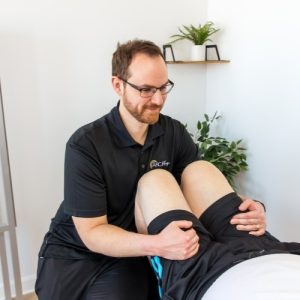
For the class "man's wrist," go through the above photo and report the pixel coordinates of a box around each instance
[141,234,161,257]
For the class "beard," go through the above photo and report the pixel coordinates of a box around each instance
[123,93,163,124]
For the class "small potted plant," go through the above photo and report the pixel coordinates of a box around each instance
[170,21,219,61]
[190,112,248,189]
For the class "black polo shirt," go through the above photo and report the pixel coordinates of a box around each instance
[39,103,199,260]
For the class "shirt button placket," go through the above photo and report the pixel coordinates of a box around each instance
[139,150,147,174]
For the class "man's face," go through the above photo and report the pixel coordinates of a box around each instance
[122,53,169,124]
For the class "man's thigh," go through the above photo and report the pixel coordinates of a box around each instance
[35,256,159,300]
[35,257,98,300]
[85,257,160,300]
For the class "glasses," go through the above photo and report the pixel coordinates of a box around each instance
[119,77,174,98]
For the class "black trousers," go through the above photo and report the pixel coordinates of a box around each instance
[35,256,160,300]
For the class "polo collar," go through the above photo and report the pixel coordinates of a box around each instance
[108,102,164,148]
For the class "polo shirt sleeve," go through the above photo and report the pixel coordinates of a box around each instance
[63,138,107,218]
[173,123,201,182]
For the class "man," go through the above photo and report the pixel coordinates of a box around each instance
[35,39,266,299]
[135,167,300,299]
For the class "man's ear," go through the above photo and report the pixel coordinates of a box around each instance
[112,76,123,96]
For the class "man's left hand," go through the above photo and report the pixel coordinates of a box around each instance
[230,198,266,236]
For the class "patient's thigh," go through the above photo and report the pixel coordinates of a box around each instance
[203,254,300,300]
[181,161,233,218]
[135,169,192,228]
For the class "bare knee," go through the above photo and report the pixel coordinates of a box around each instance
[181,160,233,216]
[136,169,190,226]
[137,169,175,189]
[182,160,233,189]
[182,160,228,184]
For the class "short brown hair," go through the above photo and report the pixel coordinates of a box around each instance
[112,39,164,80]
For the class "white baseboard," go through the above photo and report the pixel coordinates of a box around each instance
[0,274,36,299]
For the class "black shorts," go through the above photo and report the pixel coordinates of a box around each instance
[148,192,300,300]
[35,256,159,300]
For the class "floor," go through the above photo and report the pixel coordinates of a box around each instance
[24,294,37,300]
[13,293,37,300]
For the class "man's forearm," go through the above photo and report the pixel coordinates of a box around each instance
[82,223,158,257]
[74,217,200,260]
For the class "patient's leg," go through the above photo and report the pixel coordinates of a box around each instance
[180,160,255,241]
[180,162,300,257]
[181,160,234,218]
[135,168,192,233]
[135,169,204,262]
[134,169,239,300]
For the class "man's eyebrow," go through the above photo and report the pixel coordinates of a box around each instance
[141,80,169,88]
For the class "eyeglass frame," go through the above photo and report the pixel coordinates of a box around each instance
[119,77,174,98]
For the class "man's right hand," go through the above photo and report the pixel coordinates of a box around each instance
[156,220,200,260]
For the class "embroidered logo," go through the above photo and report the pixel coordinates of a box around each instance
[149,160,171,169]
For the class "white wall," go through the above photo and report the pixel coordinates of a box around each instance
[206,0,300,241]
[2,0,300,296]
[0,0,207,295]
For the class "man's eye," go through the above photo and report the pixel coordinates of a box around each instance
[160,86,168,92]
[141,88,153,93]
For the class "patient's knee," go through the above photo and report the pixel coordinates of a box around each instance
[182,160,223,180]
[184,160,216,172]
[138,169,175,189]
[181,160,233,199]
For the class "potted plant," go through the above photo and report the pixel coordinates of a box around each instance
[190,112,248,189]
[170,22,219,61]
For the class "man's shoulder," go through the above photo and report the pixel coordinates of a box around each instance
[67,110,112,149]
[70,117,106,142]
[159,113,185,131]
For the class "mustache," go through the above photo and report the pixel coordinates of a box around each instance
[144,104,162,110]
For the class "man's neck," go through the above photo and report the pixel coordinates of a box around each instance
[119,104,149,145]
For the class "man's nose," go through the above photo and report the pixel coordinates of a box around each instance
[150,90,164,105]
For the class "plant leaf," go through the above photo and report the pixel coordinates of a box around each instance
[192,111,248,188]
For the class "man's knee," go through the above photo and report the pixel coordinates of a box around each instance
[85,257,159,300]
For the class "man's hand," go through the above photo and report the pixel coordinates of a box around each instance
[156,220,199,260]
[230,199,266,236]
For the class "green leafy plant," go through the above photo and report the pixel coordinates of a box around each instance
[192,112,248,188]
[170,21,219,45]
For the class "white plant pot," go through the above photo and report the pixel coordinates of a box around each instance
[191,45,206,61]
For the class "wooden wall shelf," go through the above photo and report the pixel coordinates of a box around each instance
[166,60,230,64]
